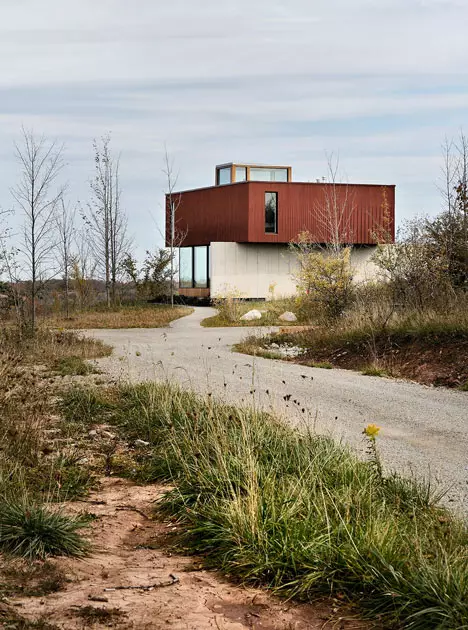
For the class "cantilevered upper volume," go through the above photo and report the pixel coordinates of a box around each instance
[166,163,395,300]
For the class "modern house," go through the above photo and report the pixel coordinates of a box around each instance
[166,163,395,300]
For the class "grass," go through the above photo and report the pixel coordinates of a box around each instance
[51,356,98,376]
[0,325,108,560]
[44,303,192,329]
[0,559,67,598]
[236,308,468,388]
[309,361,333,369]
[60,382,468,628]
[361,365,388,377]
[0,326,111,367]
[202,298,303,327]
[0,502,90,559]
[72,606,126,624]
[0,614,60,630]
[0,560,66,598]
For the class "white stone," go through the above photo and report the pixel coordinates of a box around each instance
[240,309,262,321]
[279,311,298,322]
[135,439,150,447]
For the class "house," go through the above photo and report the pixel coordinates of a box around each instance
[166,163,395,300]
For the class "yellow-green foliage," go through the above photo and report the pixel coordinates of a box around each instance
[211,285,246,322]
[294,234,354,320]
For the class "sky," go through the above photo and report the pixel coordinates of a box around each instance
[0,0,467,261]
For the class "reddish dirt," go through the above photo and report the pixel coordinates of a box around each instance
[297,332,468,388]
[7,478,369,630]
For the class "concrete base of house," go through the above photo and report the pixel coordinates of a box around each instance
[206,242,379,300]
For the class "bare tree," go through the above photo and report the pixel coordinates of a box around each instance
[55,197,75,318]
[11,128,64,333]
[431,131,468,287]
[87,134,129,307]
[163,147,186,307]
[314,153,357,252]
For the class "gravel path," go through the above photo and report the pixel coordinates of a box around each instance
[88,307,468,515]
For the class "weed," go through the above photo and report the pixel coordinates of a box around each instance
[0,559,68,597]
[51,356,98,377]
[0,613,60,629]
[361,365,388,377]
[44,304,191,329]
[72,606,126,624]
[0,501,90,559]
[203,298,302,327]
[308,361,333,369]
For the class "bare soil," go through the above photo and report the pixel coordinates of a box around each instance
[295,331,468,388]
[2,478,368,630]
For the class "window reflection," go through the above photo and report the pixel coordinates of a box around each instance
[217,167,231,185]
[194,246,208,288]
[235,167,247,182]
[179,248,193,288]
[265,192,278,234]
[250,168,288,182]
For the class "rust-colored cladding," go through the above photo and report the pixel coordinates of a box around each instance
[167,182,395,247]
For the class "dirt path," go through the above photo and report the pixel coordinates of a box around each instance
[12,478,365,630]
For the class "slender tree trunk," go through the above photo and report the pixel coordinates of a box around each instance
[170,200,175,308]
[31,196,36,335]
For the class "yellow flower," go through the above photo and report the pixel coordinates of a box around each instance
[363,424,381,438]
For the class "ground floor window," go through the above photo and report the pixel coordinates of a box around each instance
[179,246,209,289]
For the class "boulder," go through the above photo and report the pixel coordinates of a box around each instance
[279,311,297,322]
[240,309,263,321]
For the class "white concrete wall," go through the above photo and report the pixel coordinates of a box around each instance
[209,242,379,299]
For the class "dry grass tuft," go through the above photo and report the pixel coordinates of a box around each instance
[44,304,192,329]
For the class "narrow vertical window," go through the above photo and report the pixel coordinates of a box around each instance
[179,247,193,288]
[194,246,208,288]
[265,192,278,234]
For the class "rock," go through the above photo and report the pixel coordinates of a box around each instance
[101,431,116,439]
[240,309,262,321]
[88,430,98,437]
[279,311,297,322]
[135,439,150,447]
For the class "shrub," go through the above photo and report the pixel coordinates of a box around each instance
[211,285,245,322]
[292,233,354,321]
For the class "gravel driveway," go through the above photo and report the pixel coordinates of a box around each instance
[87,307,468,514]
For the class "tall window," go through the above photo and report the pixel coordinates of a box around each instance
[179,246,209,288]
[194,246,208,288]
[265,192,278,234]
[179,248,193,288]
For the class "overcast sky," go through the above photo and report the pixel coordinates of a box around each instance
[1,0,467,260]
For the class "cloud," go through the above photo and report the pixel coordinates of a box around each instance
[0,0,467,261]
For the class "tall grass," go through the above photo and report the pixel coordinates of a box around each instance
[43,303,192,329]
[0,327,106,558]
[61,383,468,628]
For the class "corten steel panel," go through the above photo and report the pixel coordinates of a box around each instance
[166,184,250,247]
[247,182,395,244]
[168,182,395,247]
